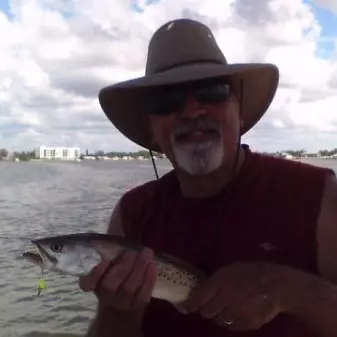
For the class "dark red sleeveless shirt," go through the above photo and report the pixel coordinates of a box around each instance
[119,146,335,337]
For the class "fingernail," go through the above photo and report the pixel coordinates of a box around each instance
[140,247,154,262]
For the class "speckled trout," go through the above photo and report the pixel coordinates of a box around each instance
[22,232,205,303]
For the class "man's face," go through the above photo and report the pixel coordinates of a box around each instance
[147,78,241,175]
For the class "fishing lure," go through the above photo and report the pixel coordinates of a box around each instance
[37,270,46,295]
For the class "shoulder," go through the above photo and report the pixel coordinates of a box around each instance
[251,151,331,172]
[121,169,175,205]
[247,150,335,222]
[249,151,334,184]
[107,169,176,238]
[257,152,335,199]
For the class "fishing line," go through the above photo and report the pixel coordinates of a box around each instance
[0,234,48,295]
[149,149,159,180]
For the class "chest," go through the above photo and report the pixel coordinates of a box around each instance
[140,199,296,276]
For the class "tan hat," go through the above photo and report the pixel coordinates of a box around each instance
[98,18,279,153]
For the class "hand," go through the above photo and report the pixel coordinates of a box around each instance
[79,247,157,311]
[180,261,290,331]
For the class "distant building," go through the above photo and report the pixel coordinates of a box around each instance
[36,145,81,161]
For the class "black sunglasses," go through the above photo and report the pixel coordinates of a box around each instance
[143,78,233,116]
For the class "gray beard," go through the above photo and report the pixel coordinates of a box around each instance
[172,137,224,175]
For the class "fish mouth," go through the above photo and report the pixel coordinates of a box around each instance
[23,241,57,267]
[22,249,44,266]
[32,241,58,264]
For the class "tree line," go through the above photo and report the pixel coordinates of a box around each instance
[276,148,337,158]
[0,148,165,161]
[1,147,336,162]
[91,150,165,159]
[0,148,36,161]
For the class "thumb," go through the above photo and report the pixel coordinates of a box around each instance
[79,259,111,292]
[172,302,188,314]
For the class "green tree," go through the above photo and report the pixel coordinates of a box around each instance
[0,148,8,157]
[318,149,330,157]
[284,149,306,158]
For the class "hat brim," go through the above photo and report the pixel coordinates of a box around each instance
[98,62,279,153]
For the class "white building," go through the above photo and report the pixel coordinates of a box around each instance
[36,145,81,161]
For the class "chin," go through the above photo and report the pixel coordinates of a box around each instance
[172,140,224,176]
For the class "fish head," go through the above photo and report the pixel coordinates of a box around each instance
[24,233,133,277]
[26,234,101,276]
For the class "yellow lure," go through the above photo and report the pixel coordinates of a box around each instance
[38,278,46,289]
[37,278,46,295]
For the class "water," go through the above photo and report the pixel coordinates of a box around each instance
[0,157,336,337]
[0,159,172,337]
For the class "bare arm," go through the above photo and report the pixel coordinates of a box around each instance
[85,199,147,337]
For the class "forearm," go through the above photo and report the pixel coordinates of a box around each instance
[85,303,144,337]
[285,268,337,337]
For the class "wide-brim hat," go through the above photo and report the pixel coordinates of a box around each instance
[98,18,279,153]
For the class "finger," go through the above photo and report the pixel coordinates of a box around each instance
[79,259,111,292]
[115,248,154,308]
[217,308,257,332]
[215,309,238,328]
[182,280,219,313]
[133,260,157,308]
[99,250,138,295]
[199,289,229,319]
[172,302,188,314]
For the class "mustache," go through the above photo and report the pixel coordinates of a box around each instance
[173,118,221,139]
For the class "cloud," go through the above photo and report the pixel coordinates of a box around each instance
[0,0,336,153]
[314,0,337,13]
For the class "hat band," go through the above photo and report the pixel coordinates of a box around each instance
[147,59,226,75]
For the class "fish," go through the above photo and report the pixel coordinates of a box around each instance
[22,232,206,304]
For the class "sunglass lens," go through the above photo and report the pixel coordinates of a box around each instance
[197,84,231,104]
[147,88,185,115]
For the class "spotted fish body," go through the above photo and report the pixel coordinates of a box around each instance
[22,233,205,304]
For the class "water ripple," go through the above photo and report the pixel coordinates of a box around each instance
[0,159,172,336]
[0,158,336,335]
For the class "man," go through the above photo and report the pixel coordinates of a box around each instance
[79,18,337,337]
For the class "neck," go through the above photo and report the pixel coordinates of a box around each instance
[175,147,246,199]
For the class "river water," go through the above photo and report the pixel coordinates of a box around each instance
[0,159,172,337]
[0,157,335,337]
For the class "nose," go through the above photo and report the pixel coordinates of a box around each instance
[179,93,207,119]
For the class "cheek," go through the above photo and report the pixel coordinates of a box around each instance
[214,105,240,147]
[150,116,176,148]
[221,120,241,153]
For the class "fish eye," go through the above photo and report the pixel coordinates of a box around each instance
[50,243,63,253]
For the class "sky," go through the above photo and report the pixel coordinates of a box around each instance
[0,0,336,154]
